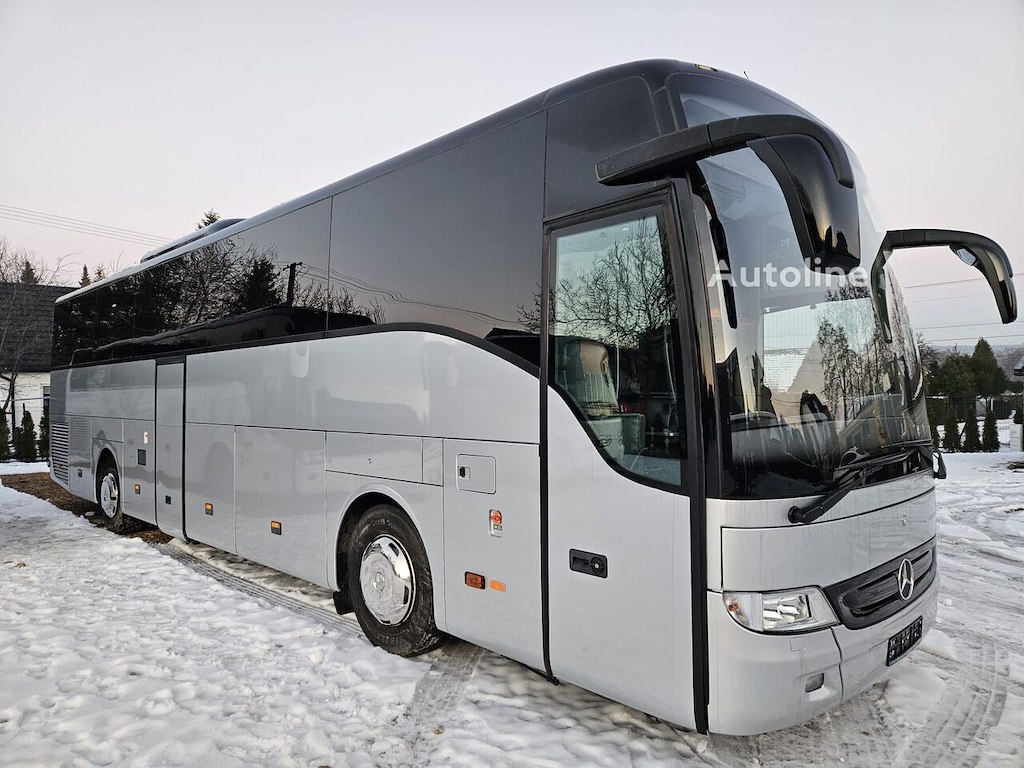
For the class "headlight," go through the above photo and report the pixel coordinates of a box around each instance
[723,588,838,633]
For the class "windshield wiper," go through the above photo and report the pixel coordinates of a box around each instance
[788,449,916,525]
[883,437,946,479]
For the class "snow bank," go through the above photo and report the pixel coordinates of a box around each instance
[2,446,1023,765]
[0,486,426,767]
[0,460,49,475]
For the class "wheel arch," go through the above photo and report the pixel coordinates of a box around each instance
[329,483,446,632]
[334,491,401,588]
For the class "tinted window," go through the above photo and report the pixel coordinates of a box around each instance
[54,200,335,366]
[668,72,812,128]
[550,208,685,488]
[92,280,137,354]
[52,291,97,367]
[329,114,545,366]
[545,77,660,220]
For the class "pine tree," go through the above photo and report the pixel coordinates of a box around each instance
[19,260,39,283]
[80,265,91,287]
[982,410,999,452]
[38,407,49,460]
[942,400,961,452]
[13,410,36,461]
[0,411,10,461]
[196,209,221,230]
[971,338,1010,398]
[94,265,106,281]
[962,411,981,452]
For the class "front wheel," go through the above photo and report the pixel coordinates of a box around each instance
[96,461,143,534]
[347,504,446,657]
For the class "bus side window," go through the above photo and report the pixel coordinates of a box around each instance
[549,208,685,488]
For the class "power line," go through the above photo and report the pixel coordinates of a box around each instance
[0,208,167,246]
[906,291,989,304]
[0,203,170,241]
[0,212,162,247]
[924,332,1024,343]
[901,277,985,290]
[0,211,167,248]
[917,321,1010,332]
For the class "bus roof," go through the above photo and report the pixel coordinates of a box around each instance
[57,59,788,305]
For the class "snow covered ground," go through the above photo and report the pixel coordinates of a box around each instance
[1,453,1023,767]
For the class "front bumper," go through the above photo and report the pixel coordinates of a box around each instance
[705,575,939,735]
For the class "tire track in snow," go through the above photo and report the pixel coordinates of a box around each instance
[902,639,1008,768]
[152,542,364,636]
[374,640,486,767]
[151,541,485,766]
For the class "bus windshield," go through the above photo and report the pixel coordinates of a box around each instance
[692,147,930,499]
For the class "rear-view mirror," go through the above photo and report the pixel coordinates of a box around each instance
[889,229,1016,322]
[596,113,861,273]
[873,229,1017,341]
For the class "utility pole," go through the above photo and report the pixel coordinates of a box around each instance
[283,261,303,306]
[1015,356,1024,450]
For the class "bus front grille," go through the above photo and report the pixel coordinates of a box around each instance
[51,421,70,484]
[824,539,936,629]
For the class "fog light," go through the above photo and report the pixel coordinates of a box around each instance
[805,673,825,693]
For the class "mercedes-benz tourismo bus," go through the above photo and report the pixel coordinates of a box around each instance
[49,60,1016,734]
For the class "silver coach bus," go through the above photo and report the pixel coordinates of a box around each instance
[49,60,1016,735]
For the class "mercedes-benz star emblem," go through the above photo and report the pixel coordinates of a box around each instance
[897,558,915,601]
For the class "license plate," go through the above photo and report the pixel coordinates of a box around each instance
[886,616,923,666]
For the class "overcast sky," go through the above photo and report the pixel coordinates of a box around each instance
[1,0,1021,347]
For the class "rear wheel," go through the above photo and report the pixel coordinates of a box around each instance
[347,503,446,657]
[96,460,143,534]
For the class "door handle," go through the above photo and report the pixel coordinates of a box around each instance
[569,549,608,578]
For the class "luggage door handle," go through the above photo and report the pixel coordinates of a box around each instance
[569,549,608,578]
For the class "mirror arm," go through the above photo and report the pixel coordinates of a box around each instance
[596,114,855,188]
[884,229,1016,324]
[870,245,894,343]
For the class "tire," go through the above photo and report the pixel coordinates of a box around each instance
[347,503,446,657]
[96,460,144,534]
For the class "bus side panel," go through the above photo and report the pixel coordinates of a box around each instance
[325,474,444,625]
[48,368,69,490]
[49,368,67,423]
[122,419,156,525]
[63,361,155,502]
[187,332,540,444]
[235,426,327,586]
[442,439,543,670]
[155,362,185,540]
[184,423,236,553]
[67,360,155,421]
[91,418,123,488]
[546,390,695,728]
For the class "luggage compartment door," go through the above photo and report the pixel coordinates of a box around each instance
[155,361,185,539]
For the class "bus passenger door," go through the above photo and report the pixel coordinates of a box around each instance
[155,361,186,539]
[543,203,698,728]
[443,439,544,671]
